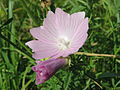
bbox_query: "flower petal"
[25,40,56,52]
[66,12,85,38]
[55,8,70,36]
[43,11,59,38]
[70,34,88,51]
[72,18,89,40]
[32,47,59,59]
[32,58,67,85]
[51,50,64,59]
[30,27,57,43]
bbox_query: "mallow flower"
[32,58,68,85]
[26,8,89,59]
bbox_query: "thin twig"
[75,52,120,58]
[85,73,103,89]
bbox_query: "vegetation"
[0,0,120,89]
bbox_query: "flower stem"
[75,52,120,58]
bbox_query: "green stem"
[0,33,34,63]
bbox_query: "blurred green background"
[0,0,120,90]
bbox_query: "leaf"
[63,72,72,90]
[98,72,120,78]
[0,18,13,29]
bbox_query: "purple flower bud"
[32,58,67,85]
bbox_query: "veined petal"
[67,12,85,38]
[32,47,59,59]
[25,40,56,52]
[30,27,57,43]
[55,8,70,36]
[72,18,89,40]
[51,50,64,59]
[71,34,88,51]
[43,11,59,38]
[62,34,88,57]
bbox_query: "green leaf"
[63,72,72,90]
[98,72,120,78]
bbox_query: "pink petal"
[62,34,88,57]
[71,12,85,22]
[62,49,75,57]
[72,18,89,40]
[71,34,88,51]
[47,11,54,17]
[51,50,64,59]
[30,27,57,43]
[33,58,67,85]
[32,47,60,59]
[25,40,56,52]
[55,8,70,36]
[36,80,44,85]
[43,11,58,38]
[67,12,85,38]
[61,15,88,56]
[25,40,41,52]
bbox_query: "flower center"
[57,36,70,50]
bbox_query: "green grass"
[0,0,120,89]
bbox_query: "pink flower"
[32,58,67,85]
[26,8,89,59]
